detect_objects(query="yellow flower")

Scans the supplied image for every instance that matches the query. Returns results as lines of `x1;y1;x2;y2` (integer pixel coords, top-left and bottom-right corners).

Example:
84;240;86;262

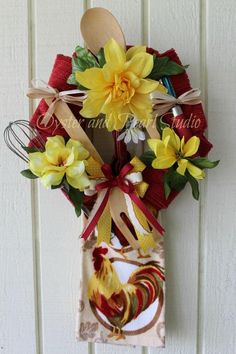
29;136;91;189
76;38;166;131
147;128;205;180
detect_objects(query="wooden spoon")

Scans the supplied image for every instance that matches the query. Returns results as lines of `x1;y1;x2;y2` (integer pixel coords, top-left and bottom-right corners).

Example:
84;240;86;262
80;7;159;138
80;7;126;54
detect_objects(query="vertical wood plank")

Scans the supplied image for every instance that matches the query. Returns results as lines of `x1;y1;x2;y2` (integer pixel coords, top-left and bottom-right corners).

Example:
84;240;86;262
149;1;201;353
88;0;144;353
199;0;236;353
33;1;89;353
0;1;37;353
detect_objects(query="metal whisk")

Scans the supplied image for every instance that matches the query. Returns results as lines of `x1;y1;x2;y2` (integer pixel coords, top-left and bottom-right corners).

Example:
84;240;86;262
3;120;89;214
3;120;71;194
4;120;45;162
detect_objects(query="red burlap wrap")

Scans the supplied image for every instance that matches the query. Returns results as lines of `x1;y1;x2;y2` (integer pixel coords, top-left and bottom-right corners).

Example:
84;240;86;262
29;47;212;213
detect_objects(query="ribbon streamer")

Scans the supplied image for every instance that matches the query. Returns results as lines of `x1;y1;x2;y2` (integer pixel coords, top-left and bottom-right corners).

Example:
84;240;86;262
27;79;87;126
84;170;149;236
81;163;165;243
151;88;201;117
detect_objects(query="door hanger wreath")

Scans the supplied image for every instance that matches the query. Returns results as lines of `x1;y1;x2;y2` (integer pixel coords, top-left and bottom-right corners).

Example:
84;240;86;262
4;8;219;348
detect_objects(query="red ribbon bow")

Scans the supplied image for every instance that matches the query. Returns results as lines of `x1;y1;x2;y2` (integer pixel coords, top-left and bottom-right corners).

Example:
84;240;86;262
96;163;135;194
81;163;165;243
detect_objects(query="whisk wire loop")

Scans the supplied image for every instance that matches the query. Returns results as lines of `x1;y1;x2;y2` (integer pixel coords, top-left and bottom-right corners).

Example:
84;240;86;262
4;120;45;162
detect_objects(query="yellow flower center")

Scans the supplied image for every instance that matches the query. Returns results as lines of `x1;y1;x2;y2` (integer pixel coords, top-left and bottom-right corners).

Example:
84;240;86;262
175;151;183;160
56;150;69;167
58;157;65;167
112;74;135;105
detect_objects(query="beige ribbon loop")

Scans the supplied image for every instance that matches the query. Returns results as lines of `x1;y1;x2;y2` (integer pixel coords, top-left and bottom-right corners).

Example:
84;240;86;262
84;171;143;197
27;79;87;126
151;88;201;117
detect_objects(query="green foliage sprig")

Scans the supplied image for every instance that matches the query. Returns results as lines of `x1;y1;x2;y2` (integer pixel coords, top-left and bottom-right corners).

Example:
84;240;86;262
67;46;106;89
148;55;188;80
141;151;219;200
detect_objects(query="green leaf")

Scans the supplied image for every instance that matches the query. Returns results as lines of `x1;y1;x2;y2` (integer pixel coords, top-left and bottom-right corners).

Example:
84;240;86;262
140;151;156;166
148;56;168;80
75;45;89;58
148;55;187;80
170;171;188;191
75;46;99;64
67;73;77;85
22;146;40;153
21;169;38;179
163;167;188;198
67;53;98;89
71;56;88;72
74;205;82;217
68;185;83;217
74;46;99;69
96;48;106;67
164;60;187;76
71;56;84;72
186;171;199;200
67;45;106;88
190;157;220;169
156;117;170;134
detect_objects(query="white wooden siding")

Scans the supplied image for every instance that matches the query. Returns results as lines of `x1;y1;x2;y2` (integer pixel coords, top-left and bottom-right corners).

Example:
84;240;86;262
0;0;235;353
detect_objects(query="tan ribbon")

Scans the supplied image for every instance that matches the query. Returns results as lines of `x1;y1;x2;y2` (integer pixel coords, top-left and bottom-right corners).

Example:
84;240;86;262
84;171;143;196
151;88;201;117
27;79;87;126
